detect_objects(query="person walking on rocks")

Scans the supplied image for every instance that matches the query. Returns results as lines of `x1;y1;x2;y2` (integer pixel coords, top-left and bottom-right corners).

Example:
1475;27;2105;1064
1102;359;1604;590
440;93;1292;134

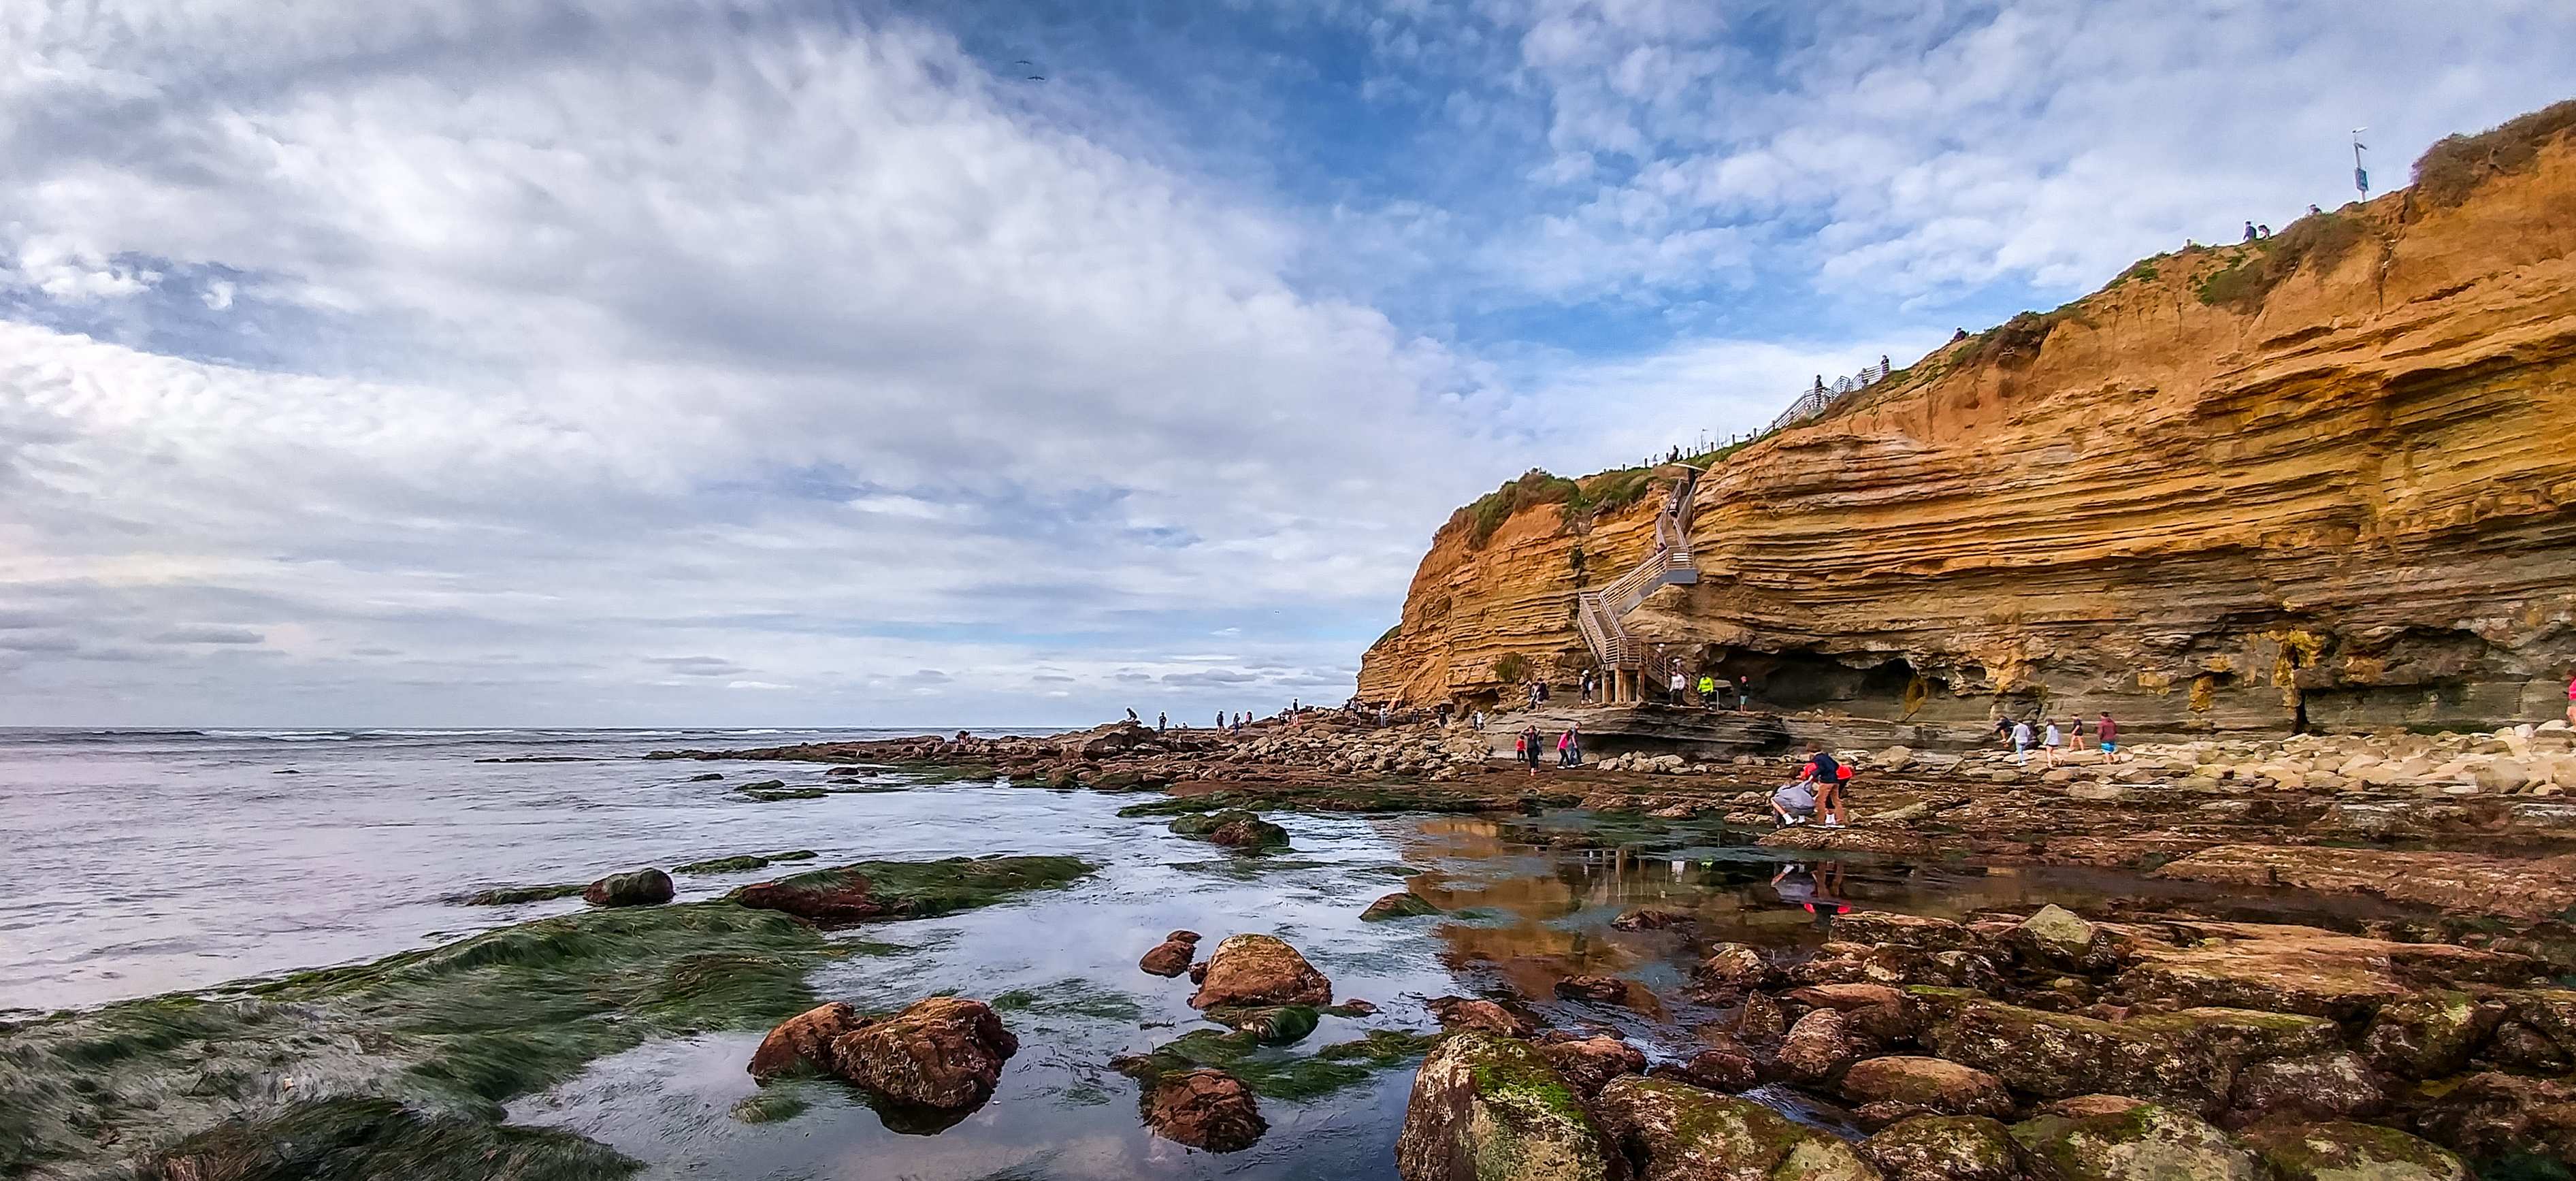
2068;714;2087;758
2041;719;2064;766
2010;717;2034;766
1518;725;1544;777
1559;724;1582;767
2096;711;2121;762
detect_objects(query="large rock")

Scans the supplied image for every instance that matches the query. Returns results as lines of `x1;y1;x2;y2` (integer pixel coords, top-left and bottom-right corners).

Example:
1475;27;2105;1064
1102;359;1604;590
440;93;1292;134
1839;1057;2012;1120
1555;975;1636;1006
2010;905;2103;967
2222;1052;2385;1126
1835;912;1978;952
1145;1068;1267;1152
1695;943;1774;991
1364;890;1443;921
1594;1075;1882;1181
2237;1120;2470;1181
1928;1001;2336;1114
1209;813;1292;850
2008;1101;2260;1181
1189;934;1332;1009
1395;1033;1623;1181
1778;1008;1860;1084
1862;1116;2024;1181
583;867;674;907
2114;919;2541;1016
2408;1070;2576;1166
747;1001;867;1080
828;996;1019;1110
1539;1035;1648;1097
2359;990;2501;1079
1139;930;1201;977
1427;995;1537;1037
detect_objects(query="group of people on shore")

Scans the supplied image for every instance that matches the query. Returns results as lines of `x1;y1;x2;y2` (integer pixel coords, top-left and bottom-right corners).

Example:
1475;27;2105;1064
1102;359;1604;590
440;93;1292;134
1996;711;2123;765
1767;743;1853;828
1512;723;1582;773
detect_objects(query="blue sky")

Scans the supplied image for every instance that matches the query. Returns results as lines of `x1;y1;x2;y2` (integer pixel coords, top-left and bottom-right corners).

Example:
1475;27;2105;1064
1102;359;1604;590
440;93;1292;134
1;0;2570;726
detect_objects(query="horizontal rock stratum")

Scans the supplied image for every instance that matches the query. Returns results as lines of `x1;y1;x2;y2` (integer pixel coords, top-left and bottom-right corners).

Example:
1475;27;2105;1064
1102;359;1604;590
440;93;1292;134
1361;101;2576;734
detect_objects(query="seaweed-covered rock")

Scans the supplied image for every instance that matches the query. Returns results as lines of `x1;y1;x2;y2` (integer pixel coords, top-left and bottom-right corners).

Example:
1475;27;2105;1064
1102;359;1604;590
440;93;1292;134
730;855;1092;926
2238;1120;2469;1181
2008;1101;2260;1181
1140;931;1201;977
2359;991;2500;1080
1395;1033;1623;1181
2011;905;2103;967
1190;934;1333;1009
1663;1041;1761;1093
1736;992;1789;1042
828;996;1018;1110
1427;995;1537;1037
2222;1052;2384;1126
1594;1074;1882;1181
1145;1067;1267;1152
1207;1004;1319;1046
1363;890;1442;921
1862;1115;2024;1181
1840;1057;2013;1120
582;868;673;907
1209;814;1292;850
747;1001;868;1080
1537;1034;1648;1097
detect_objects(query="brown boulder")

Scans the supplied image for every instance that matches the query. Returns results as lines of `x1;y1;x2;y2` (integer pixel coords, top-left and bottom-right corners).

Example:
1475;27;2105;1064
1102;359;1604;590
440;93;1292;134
2409;1070;2576;1166
1426;995;1537;1037
1140;931;1201;977
1861;1114;2023;1181
1612;907;1693;931
582;867;674;907
1836;911;1979;952
2360;991;2502;1079
1538;1034;1648;1096
1778;1008;1859;1084
828;996;1018;1109
1695;943;1774;992
1736;992;1789;1042
1595;1075;1880;1181
747;1001;866;1080
1662;1043;1761;1093
1839;1056;2013;1119
1189;934;1332;1009
734;875;885;924
1395;1033;1623;1181
2223;1051;2386;1126
1145;1068;1267;1152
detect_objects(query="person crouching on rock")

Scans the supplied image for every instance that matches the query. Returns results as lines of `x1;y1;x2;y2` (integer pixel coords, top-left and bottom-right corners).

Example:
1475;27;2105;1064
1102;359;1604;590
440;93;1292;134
1799;743;1850;828
1770;779;1818;826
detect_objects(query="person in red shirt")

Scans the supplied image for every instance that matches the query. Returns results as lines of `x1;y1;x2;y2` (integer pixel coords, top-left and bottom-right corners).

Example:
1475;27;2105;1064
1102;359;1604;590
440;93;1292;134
1797;743;1850;828
2096;712;2121;762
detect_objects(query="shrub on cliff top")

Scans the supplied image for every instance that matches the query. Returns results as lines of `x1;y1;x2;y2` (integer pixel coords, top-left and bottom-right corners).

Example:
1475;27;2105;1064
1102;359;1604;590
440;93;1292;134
2194;211;2370;312
1445;469;1579;549
2413;97;2576;209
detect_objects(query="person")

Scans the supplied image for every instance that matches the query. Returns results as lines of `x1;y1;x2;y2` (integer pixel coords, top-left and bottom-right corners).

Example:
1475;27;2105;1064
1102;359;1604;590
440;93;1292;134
1157;711;1167;732
2097;711;2121;762
2068;714;2088;757
1377;702;1390;727
1799;743;1849;827
2309;204;2323;215
1520;724;1544;777
2258;223;2271;238
1669;666;1688;701
1528;681;1541;709
2011;717;2033;766
2041;719;2064;766
2243;221;2257;242
1696;673;1717;709
1557;726;1577;767
1770;779;1818;826
1471;709;1485;731
1993;715;2013;747
1538;680;1550;703
2567;670;2576;728
1126;707;1139;724
1214;711;1224;730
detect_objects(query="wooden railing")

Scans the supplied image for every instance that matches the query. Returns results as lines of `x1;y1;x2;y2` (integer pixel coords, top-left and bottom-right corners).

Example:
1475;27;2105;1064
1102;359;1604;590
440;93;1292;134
1574;464;1701;674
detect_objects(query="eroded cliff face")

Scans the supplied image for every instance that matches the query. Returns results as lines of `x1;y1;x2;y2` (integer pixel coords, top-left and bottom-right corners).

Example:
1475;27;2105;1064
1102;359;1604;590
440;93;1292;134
1360;132;2576;734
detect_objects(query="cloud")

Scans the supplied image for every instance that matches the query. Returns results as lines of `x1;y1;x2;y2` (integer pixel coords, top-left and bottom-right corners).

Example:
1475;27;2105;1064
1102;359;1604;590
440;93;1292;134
146;626;267;645
647;656;748;677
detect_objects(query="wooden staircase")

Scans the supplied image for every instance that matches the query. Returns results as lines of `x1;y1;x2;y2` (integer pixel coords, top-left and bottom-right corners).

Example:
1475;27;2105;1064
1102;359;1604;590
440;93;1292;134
1576;466;1701;702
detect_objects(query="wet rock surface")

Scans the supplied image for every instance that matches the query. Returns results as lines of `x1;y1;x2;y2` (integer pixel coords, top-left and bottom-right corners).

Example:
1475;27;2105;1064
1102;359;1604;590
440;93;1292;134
581;867;673;907
1138;930;1200;977
1143;1067;1267;1152
1188;933;1333;1009
824;996;1020;1110
1395;1032;1623;1181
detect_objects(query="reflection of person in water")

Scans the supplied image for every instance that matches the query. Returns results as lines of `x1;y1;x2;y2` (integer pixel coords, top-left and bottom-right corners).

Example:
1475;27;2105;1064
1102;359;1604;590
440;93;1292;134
1771;861;1851;931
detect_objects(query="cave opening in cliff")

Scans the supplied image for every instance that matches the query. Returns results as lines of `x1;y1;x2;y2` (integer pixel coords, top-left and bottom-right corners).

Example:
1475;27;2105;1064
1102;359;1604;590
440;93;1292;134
1733;652;1923;712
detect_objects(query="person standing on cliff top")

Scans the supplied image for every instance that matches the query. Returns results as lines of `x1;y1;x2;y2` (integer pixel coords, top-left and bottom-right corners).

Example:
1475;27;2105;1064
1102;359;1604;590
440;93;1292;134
1157;711;1167;732
2243;221;2257;242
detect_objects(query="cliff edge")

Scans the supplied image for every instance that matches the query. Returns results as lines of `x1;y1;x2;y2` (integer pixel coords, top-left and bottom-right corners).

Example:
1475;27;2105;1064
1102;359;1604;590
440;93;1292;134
1360;100;2576;733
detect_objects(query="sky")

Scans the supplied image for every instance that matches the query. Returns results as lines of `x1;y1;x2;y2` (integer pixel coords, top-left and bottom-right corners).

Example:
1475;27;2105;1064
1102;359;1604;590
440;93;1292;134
1;1;2570;728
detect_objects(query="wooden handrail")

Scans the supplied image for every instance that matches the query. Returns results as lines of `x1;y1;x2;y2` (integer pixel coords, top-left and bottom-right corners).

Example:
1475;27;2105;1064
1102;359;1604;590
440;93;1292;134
1573;466;1703;673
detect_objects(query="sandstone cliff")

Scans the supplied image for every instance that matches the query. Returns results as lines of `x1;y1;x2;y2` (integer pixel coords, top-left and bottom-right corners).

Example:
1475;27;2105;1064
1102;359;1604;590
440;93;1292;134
1361;103;2576;734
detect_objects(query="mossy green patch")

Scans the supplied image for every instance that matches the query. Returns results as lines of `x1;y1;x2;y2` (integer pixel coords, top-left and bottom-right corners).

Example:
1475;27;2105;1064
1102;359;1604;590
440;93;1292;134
673;850;816;875
1116;1028;1438;1102
145;1097;637;1181
728;854;1093;919
989;977;1147;1023
454;882;587;906
729;1086;815;1125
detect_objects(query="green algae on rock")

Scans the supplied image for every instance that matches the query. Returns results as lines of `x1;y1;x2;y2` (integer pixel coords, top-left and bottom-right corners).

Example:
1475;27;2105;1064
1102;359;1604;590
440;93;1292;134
455;881;587;906
1114;1028;1441;1102
146;1096;638;1181
1395;1032;1621;1181
673;850;818;875
1862;1114;2024;1181
2010;1101;2261;1181
1361;890;1442;921
728;854;1095;925
1594;1073;1880;1181
2237;1119;2471;1181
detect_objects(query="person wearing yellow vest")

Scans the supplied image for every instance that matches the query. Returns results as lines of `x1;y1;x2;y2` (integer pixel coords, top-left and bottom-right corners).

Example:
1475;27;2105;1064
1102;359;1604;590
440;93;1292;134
1695;674;1717;710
